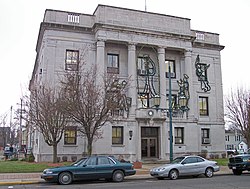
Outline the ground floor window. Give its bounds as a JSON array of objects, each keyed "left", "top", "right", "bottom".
[
  {"left": 201, "top": 128, "right": 210, "bottom": 144},
  {"left": 64, "top": 126, "right": 77, "bottom": 145},
  {"left": 112, "top": 126, "right": 123, "bottom": 145},
  {"left": 175, "top": 127, "right": 184, "bottom": 144}
]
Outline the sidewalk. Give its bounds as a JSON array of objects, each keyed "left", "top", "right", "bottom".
[{"left": 0, "top": 165, "right": 232, "bottom": 186}]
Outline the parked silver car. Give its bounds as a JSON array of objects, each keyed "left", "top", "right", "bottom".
[{"left": 150, "top": 155, "right": 219, "bottom": 180}]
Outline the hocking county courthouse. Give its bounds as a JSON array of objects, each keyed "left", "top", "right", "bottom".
[{"left": 29, "top": 5, "right": 225, "bottom": 162}]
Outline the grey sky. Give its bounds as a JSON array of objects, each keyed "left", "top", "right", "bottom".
[{"left": 0, "top": 0, "right": 249, "bottom": 117}]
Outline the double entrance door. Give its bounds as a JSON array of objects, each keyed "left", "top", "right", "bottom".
[{"left": 141, "top": 127, "right": 159, "bottom": 158}]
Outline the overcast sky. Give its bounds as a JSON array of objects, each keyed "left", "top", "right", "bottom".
[{"left": 0, "top": 0, "right": 249, "bottom": 118}]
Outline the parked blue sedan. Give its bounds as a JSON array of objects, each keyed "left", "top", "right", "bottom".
[{"left": 41, "top": 155, "right": 136, "bottom": 185}]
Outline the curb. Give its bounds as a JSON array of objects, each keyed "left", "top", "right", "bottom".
[{"left": 0, "top": 172, "right": 232, "bottom": 186}]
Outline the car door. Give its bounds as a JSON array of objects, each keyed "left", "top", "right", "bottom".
[
  {"left": 95, "top": 156, "right": 115, "bottom": 179},
  {"left": 180, "top": 157, "right": 199, "bottom": 176},
  {"left": 195, "top": 157, "right": 207, "bottom": 174},
  {"left": 73, "top": 156, "right": 97, "bottom": 180}
]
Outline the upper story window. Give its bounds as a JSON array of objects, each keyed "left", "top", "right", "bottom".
[
  {"left": 175, "top": 127, "right": 184, "bottom": 144},
  {"left": 199, "top": 96, "right": 209, "bottom": 116},
  {"left": 225, "top": 135, "right": 230, "bottom": 141},
  {"left": 165, "top": 60, "right": 176, "bottom": 78},
  {"left": 196, "top": 32, "right": 205, "bottom": 40},
  {"left": 67, "top": 14, "right": 80, "bottom": 24},
  {"left": 166, "top": 94, "right": 177, "bottom": 110},
  {"left": 64, "top": 126, "right": 77, "bottom": 145},
  {"left": 137, "top": 57, "right": 147, "bottom": 75},
  {"left": 107, "top": 54, "right": 119, "bottom": 74},
  {"left": 235, "top": 135, "right": 241, "bottom": 141},
  {"left": 201, "top": 128, "right": 210, "bottom": 144},
  {"left": 138, "top": 93, "right": 149, "bottom": 108},
  {"left": 112, "top": 126, "right": 123, "bottom": 145},
  {"left": 65, "top": 50, "right": 79, "bottom": 71}
]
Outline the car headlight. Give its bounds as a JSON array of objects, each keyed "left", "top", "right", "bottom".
[
  {"left": 44, "top": 169, "right": 53, "bottom": 174},
  {"left": 157, "top": 168, "right": 166, "bottom": 171}
]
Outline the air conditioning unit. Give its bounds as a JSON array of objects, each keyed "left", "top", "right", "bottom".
[
  {"left": 175, "top": 138, "right": 183, "bottom": 144},
  {"left": 202, "top": 138, "right": 210, "bottom": 144}
]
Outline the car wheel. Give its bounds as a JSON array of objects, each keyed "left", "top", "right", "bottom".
[
  {"left": 169, "top": 169, "right": 178, "bottom": 180},
  {"left": 112, "top": 170, "right": 124, "bottom": 182},
  {"left": 58, "top": 172, "right": 72, "bottom": 185},
  {"left": 205, "top": 167, "right": 214, "bottom": 178},
  {"left": 232, "top": 169, "right": 242, "bottom": 175}
]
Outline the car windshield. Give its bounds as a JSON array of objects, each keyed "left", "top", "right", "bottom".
[
  {"left": 171, "top": 157, "right": 185, "bottom": 164},
  {"left": 71, "top": 158, "right": 87, "bottom": 166}
]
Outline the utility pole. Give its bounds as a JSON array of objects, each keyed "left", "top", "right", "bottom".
[{"left": 19, "top": 98, "right": 23, "bottom": 151}]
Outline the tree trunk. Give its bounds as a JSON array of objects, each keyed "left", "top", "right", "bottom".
[
  {"left": 52, "top": 143, "right": 58, "bottom": 163},
  {"left": 87, "top": 137, "right": 93, "bottom": 155}
]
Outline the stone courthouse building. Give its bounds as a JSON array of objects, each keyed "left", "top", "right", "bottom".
[{"left": 29, "top": 4, "right": 225, "bottom": 162}]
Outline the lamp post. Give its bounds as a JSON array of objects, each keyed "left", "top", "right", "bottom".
[{"left": 168, "top": 63, "right": 173, "bottom": 162}]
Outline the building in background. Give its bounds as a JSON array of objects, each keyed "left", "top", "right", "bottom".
[
  {"left": 29, "top": 5, "right": 225, "bottom": 162},
  {"left": 225, "top": 129, "right": 248, "bottom": 155}
]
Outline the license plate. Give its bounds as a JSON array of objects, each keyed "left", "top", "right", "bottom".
[{"left": 232, "top": 167, "right": 236, "bottom": 170}]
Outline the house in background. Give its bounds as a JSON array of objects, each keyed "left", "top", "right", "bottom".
[
  {"left": 225, "top": 129, "right": 248, "bottom": 154},
  {"left": 29, "top": 5, "right": 225, "bottom": 162}
]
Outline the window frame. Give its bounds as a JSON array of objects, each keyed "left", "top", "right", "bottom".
[
  {"left": 107, "top": 53, "right": 119, "bottom": 74},
  {"left": 174, "top": 127, "right": 184, "bottom": 144},
  {"left": 65, "top": 49, "right": 79, "bottom": 71},
  {"left": 138, "top": 93, "right": 150, "bottom": 108},
  {"left": 199, "top": 96, "right": 209, "bottom": 116},
  {"left": 165, "top": 60, "right": 176, "bottom": 78},
  {"left": 64, "top": 126, "right": 77, "bottom": 145},
  {"left": 201, "top": 128, "right": 210, "bottom": 144},
  {"left": 112, "top": 126, "right": 124, "bottom": 145}
]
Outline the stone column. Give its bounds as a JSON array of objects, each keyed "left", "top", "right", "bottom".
[
  {"left": 158, "top": 47, "right": 167, "bottom": 160},
  {"left": 128, "top": 43, "right": 137, "bottom": 116},
  {"left": 184, "top": 49, "right": 195, "bottom": 119},
  {"left": 158, "top": 47, "right": 166, "bottom": 109},
  {"left": 96, "top": 40, "right": 105, "bottom": 83}
]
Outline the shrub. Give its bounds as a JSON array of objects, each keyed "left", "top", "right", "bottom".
[
  {"left": 71, "top": 156, "right": 77, "bottom": 162},
  {"left": 62, "top": 156, "right": 68, "bottom": 162},
  {"left": 26, "top": 153, "right": 35, "bottom": 162}
]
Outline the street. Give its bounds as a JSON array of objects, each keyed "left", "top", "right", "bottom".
[{"left": 1, "top": 174, "right": 250, "bottom": 189}]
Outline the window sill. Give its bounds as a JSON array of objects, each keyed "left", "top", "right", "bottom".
[
  {"left": 111, "top": 144, "right": 125, "bottom": 147},
  {"left": 63, "top": 145, "right": 78, "bottom": 147}
]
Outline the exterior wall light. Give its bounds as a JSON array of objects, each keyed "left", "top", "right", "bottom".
[{"left": 129, "top": 130, "right": 133, "bottom": 140}]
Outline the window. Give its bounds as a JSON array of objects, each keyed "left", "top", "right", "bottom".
[
  {"left": 138, "top": 93, "right": 149, "bottom": 108},
  {"left": 112, "top": 126, "right": 123, "bottom": 145},
  {"left": 196, "top": 32, "right": 205, "bottom": 40},
  {"left": 199, "top": 96, "right": 209, "bottom": 116},
  {"left": 175, "top": 127, "right": 184, "bottom": 144},
  {"left": 235, "top": 135, "right": 241, "bottom": 141},
  {"left": 165, "top": 60, "right": 176, "bottom": 78},
  {"left": 166, "top": 94, "right": 177, "bottom": 109},
  {"left": 67, "top": 14, "right": 80, "bottom": 24},
  {"left": 64, "top": 126, "right": 77, "bottom": 145},
  {"left": 137, "top": 57, "right": 147, "bottom": 75},
  {"left": 201, "top": 128, "right": 210, "bottom": 144},
  {"left": 65, "top": 50, "right": 79, "bottom": 71},
  {"left": 107, "top": 54, "right": 119, "bottom": 74},
  {"left": 225, "top": 135, "right": 230, "bottom": 141}
]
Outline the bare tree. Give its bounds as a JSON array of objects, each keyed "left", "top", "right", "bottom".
[
  {"left": 29, "top": 87, "right": 69, "bottom": 163},
  {"left": 225, "top": 87, "right": 250, "bottom": 147},
  {"left": 62, "top": 66, "right": 129, "bottom": 155}
]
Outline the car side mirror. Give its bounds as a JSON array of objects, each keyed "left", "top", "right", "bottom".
[{"left": 181, "top": 162, "right": 186, "bottom": 165}]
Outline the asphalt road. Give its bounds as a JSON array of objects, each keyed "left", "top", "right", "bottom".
[{"left": 1, "top": 174, "right": 249, "bottom": 189}]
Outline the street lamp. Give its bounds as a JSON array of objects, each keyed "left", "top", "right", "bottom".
[{"left": 168, "top": 63, "right": 173, "bottom": 162}]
